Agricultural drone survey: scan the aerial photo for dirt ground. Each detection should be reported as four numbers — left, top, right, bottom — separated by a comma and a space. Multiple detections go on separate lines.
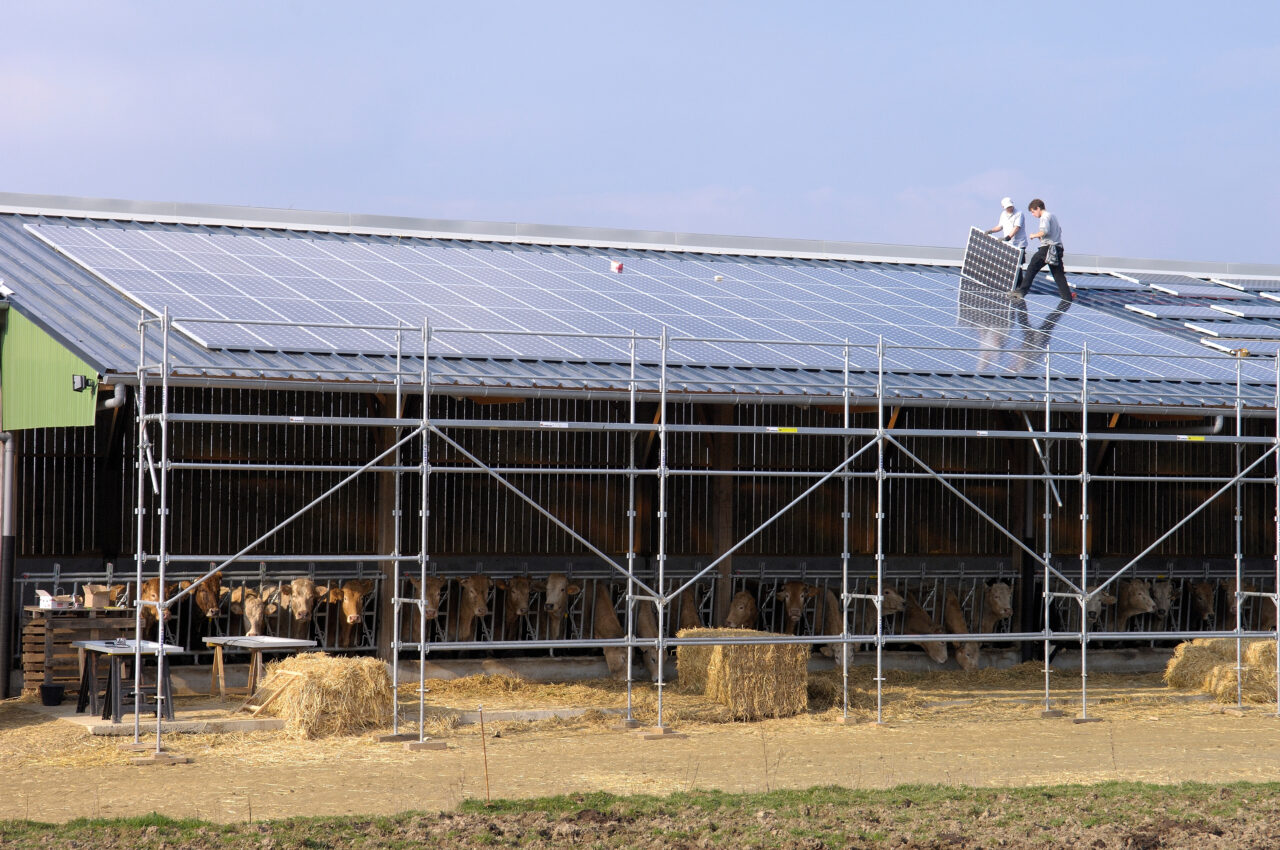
2, 664, 1279, 825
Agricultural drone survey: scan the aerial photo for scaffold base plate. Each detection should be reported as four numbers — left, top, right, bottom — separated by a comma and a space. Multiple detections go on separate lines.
404, 740, 448, 751
1040, 709, 1066, 718
1073, 716, 1103, 724
132, 753, 192, 765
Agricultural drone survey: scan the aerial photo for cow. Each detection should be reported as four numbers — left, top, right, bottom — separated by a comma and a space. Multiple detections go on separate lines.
275, 577, 330, 638
1150, 579, 1176, 628
943, 590, 980, 672
1189, 580, 1216, 628
634, 599, 663, 681
328, 579, 376, 647
178, 569, 224, 620
404, 575, 447, 640
724, 590, 759, 629
137, 578, 178, 637
778, 580, 815, 634
979, 580, 1014, 634
229, 586, 277, 637
1116, 579, 1157, 632
496, 576, 535, 640
903, 592, 948, 664
450, 575, 492, 643
582, 581, 628, 678
676, 588, 702, 632
541, 573, 580, 641
1084, 585, 1117, 628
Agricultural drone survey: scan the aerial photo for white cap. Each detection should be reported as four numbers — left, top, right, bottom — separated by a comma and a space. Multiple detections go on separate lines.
1000, 197, 1014, 209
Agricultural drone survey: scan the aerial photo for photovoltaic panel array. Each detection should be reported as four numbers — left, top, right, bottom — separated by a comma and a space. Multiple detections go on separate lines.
1123, 305, 1233, 320
24, 222, 1266, 383
960, 227, 1022, 291
1149, 283, 1253, 299
1212, 278, 1280, 292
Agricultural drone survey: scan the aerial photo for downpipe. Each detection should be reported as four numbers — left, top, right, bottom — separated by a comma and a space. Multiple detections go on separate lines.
0, 431, 15, 698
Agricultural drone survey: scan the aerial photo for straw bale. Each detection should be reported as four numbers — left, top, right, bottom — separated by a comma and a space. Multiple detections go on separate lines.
703, 632, 809, 721
1207, 662, 1277, 704
1163, 639, 1239, 690
258, 653, 393, 739
675, 628, 756, 694
1244, 639, 1278, 672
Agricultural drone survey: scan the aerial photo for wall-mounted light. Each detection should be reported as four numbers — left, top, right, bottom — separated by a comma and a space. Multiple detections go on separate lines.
71, 374, 90, 393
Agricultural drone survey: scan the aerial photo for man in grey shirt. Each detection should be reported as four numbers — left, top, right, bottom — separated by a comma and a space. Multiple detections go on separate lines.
1011, 198, 1073, 301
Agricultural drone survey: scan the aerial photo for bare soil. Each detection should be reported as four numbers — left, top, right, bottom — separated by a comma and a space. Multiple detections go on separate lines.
2, 663, 1279, 847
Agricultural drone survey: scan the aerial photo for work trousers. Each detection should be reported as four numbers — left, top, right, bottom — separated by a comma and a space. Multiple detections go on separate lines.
1017, 243, 1072, 300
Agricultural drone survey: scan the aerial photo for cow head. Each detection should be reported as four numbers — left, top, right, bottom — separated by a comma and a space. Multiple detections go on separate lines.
984, 579, 1014, 622
904, 592, 948, 665
953, 641, 980, 672
497, 576, 534, 619
724, 590, 759, 629
229, 586, 278, 637
458, 575, 492, 619
283, 577, 328, 623
1084, 585, 1117, 626
1121, 579, 1157, 618
778, 581, 815, 632
179, 568, 224, 619
407, 576, 447, 620
1190, 580, 1216, 627
332, 579, 375, 626
880, 585, 906, 616
542, 573, 580, 640
1150, 579, 1176, 622
137, 578, 178, 632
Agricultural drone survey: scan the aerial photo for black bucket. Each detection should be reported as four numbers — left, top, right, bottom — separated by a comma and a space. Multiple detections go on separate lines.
39, 684, 65, 706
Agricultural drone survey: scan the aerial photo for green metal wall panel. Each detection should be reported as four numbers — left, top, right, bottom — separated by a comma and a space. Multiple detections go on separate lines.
1, 309, 98, 430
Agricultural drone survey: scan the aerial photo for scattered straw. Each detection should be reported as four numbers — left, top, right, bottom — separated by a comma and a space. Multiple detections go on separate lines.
257, 653, 393, 739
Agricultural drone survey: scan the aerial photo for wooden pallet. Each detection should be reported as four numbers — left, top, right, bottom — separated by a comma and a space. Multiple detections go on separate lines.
21, 607, 136, 694
234, 670, 304, 717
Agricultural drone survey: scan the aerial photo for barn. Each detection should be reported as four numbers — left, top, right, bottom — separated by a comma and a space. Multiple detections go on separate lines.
1, 191, 1278, 700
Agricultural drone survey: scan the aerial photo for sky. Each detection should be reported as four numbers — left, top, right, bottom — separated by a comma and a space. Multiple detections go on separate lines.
2, 2, 1278, 266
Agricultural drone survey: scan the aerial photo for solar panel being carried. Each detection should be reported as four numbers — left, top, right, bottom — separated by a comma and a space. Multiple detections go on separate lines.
23, 221, 1261, 384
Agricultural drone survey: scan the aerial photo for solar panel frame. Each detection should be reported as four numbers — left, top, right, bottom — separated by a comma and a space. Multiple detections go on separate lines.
1123, 305, 1235, 320
1149, 283, 1255, 299
1186, 322, 1280, 340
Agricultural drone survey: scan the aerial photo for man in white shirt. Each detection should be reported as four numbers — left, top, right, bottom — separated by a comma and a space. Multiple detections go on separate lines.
1011, 198, 1074, 301
986, 197, 1028, 250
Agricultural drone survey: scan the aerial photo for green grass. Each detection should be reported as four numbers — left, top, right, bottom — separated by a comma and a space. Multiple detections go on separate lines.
2, 782, 1279, 849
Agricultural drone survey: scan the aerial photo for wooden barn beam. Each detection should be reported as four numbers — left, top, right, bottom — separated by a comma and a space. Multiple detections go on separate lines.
710, 404, 735, 626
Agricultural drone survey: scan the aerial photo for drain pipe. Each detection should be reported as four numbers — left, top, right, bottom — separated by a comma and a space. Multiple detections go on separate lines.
0, 430, 15, 699
97, 381, 126, 411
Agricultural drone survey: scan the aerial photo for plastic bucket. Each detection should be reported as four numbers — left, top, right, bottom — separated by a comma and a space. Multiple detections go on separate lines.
39, 684, 65, 706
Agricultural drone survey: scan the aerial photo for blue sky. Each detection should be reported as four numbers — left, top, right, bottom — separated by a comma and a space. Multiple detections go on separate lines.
3, 2, 1278, 264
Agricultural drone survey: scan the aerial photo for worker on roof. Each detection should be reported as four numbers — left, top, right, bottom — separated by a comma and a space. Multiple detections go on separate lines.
1010, 199, 1074, 302
985, 197, 1028, 250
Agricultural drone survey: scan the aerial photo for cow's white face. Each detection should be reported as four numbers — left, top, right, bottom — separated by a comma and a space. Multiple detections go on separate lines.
287, 578, 327, 622
985, 581, 1014, 621
881, 586, 906, 616
542, 573, 579, 615
1123, 579, 1156, 616
1150, 580, 1175, 619
1084, 586, 1117, 625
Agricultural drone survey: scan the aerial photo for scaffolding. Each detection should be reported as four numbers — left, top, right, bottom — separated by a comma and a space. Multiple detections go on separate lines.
127, 311, 1280, 753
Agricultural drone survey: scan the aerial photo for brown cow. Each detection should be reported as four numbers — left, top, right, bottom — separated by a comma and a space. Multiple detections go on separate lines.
903, 592, 947, 664
275, 577, 330, 638
541, 573, 580, 641
980, 580, 1014, 634
1189, 580, 1216, 628
582, 581, 628, 678
943, 590, 980, 672
1117, 579, 1157, 631
229, 586, 278, 637
778, 581, 814, 634
496, 576, 535, 640
137, 578, 178, 636
178, 569, 224, 620
1222, 578, 1277, 631
635, 599, 662, 681
677, 588, 702, 631
724, 590, 759, 629
450, 575, 492, 643
328, 579, 376, 647
814, 587, 851, 662
404, 575, 447, 639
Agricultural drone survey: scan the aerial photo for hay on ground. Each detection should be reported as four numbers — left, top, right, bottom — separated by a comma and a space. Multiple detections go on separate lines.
1207, 661, 1277, 704
702, 631, 808, 721
257, 653, 393, 739
1164, 638, 1241, 690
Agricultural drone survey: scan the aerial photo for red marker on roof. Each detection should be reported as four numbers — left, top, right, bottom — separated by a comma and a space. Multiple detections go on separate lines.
610, 260, 623, 273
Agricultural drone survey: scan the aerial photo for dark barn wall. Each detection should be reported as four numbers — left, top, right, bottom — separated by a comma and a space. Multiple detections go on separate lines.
11, 389, 1278, 569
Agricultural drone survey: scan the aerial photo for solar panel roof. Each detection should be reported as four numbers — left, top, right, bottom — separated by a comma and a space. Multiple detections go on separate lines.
1210, 278, 1280, 292
1149, 283, 1253, 299
1187, 322, 1280, 340
23, 221, 1275, 388
1123, 305, 1232, 320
